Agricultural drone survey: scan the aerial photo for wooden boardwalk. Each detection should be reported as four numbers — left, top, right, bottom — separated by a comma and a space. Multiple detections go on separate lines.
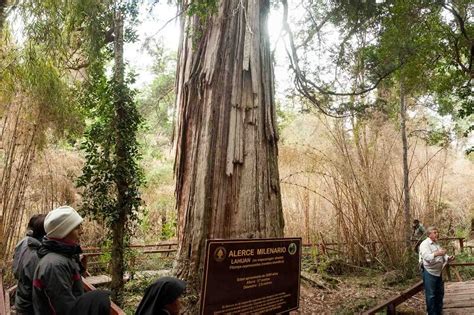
444, 280, 474, 314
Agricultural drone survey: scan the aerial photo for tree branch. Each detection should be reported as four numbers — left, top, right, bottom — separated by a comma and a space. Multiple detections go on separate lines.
280, 0, 406, 118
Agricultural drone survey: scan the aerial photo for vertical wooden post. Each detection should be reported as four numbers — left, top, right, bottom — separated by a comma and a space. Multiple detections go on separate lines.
81, 255, 89, 276
446, 264, 452, 282
459, 238, 464, 253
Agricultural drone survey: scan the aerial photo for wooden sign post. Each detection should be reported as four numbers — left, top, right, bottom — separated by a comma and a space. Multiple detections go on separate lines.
200, 238, 301, 314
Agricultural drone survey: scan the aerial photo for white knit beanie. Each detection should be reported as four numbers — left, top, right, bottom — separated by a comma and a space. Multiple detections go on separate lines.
44, 206, 83, 239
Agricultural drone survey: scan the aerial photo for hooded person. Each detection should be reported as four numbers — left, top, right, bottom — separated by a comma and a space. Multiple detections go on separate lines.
135, 277, 186, 315
13, 214, 43, 279
32, 206, 85, 315
14, 214, 46, 314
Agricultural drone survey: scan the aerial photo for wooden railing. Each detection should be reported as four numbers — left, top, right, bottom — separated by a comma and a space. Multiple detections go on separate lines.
445, 262, 474, 282
363, 259, 474, 314
81, 242, 178, 273
82, 242, 178, 254
83, 278, 125, 315
303, 237, 466, 258
363, 280, 424, 315
438, 237, 465, 252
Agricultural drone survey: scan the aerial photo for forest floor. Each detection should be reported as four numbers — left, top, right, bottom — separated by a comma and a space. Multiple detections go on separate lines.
294, 274, 425, 314
113, 247, 474, 314
119, 267, 426, 314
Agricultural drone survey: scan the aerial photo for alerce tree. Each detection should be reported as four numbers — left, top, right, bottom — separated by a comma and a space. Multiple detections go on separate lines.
174, 0, 285, 305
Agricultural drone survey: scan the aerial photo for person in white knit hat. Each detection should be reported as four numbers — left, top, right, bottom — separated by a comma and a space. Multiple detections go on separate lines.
33, 206, 110, 315
32, 206, 110, 315
32, 206, 84, 314
44, 205, 84, 241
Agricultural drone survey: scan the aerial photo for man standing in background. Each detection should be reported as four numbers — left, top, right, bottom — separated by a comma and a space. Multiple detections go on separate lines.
412, 219, 426, 240
412, 219, 426, 253
419, 226, 454, 315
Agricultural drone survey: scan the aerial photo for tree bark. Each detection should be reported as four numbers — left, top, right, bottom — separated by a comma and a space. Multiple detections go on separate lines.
174, 0, 284, 304
110, 8, 126, 305
400, 79, 411, 244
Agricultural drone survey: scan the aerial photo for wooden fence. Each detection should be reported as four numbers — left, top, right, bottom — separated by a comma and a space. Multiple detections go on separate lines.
81, 242, 178, 274
303, 237, 465, 258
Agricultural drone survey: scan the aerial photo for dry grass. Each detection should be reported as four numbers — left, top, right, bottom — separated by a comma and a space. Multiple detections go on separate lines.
280, 113, 474, 269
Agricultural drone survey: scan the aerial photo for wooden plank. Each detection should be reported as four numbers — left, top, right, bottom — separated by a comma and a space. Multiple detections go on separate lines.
443, 308, 474, 315
82, 242, 178, 253
443, 279, 474, 312
449, 263, 474, 267
143, 249, 177, 254
446, 281, 474, 287
85, 275, 112, 286
445, 289, 474, 295
129, 242, 177, 248
446, 284, 474, 291
444, 293, 474, 302
446, 282, 474, 288
444, 300, 474, 308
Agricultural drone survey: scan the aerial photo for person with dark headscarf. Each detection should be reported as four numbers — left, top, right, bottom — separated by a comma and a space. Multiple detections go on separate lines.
71, 291, 111, 315
135, 277, 186, 315
14, 213, 46, 314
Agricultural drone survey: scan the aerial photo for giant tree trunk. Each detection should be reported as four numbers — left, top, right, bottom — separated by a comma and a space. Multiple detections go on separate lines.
174, 0, 284, 301
400, 80, 411, 244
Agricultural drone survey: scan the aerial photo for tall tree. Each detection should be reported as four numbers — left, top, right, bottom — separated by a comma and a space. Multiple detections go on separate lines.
174, 0, 285, 305
77, 1, 143, 304
400, 79, 411, 243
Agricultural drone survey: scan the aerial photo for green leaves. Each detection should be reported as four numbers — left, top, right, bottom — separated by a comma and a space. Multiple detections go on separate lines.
186, 0, 218, 18
75, 1, 144, 231
78, 67, 144, 227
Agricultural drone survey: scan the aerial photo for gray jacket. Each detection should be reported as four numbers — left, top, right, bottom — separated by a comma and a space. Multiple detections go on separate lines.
13, 236, 29, 279
14, 236, 41, 314
32, 239, 84, 315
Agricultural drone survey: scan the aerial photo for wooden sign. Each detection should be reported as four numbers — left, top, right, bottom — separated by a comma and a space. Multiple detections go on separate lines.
200, 238, 301, 314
